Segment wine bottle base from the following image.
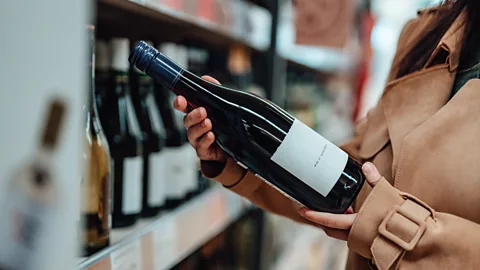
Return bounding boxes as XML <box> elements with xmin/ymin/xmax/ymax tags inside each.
<box><xmin>112</xmin><ymin>213</ymin><xmax>139</xmax><ymax>228</ymax></box>
<box><xmin>141</xmin><ymin>206</ymin><xmax>161</xmax><ymax>217</ymax></box>
<box><xmin>164</xmin><ymin>198</ymin><xmax>184</xmax><ymax>210</ymax></box>
<box><xmin>83</xmin><ymin>240</ymin><xmax>110</xmax><ymax>257</ymax></box>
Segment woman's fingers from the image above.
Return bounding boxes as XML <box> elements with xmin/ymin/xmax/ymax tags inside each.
<box><xmin>183</xmin><ymin>107</ymin><xmax>207</xmax><ymax>129</ymax></box>
<box><xmin>299</xmin><ymin>208</ymin><xmax>356</xmax><ymax>230</ymax></box>
<box><xmin>202</xmin><ymin>75</ymin><xmax>221</xmax><ymax>85</ymax></box>
<box><xmin>173</xmin><ymin>96</ymin><xmax>189</xmax><ymax>113</ymax></box>
<box><xmin>196</xmin><ymin>131</ymin><xmax>216</xmax><ymax>159</ymax></box>
<box><xmin>362</xmin><ymin>162</ymin><xmax>382</xmax><ymax>187</ymax></box>
<box><xmin>187</xmin><ymin>119</ymin><xmax>212</xmax><ymax>147</ymax></box>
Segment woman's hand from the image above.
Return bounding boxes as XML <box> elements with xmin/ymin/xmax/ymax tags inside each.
<box><xmin>298</xmin><ymin>162</ymin><xmax>382</xmax><ymax>241</ymax></box>
<box><xmin>173</xmin><ymin>76</ymin><xmax>227</xmax><ymax>163</ymax></box>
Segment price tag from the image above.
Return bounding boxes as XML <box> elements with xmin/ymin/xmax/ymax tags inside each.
<box><xmin>206</xmin><ymin>191</ymin><xmax>226</xmax><ymax>228</ymax></box>
<box><xmin>110</xmin><ymin>241</ymin><xmax>142</xmax><ymax>270</ymax></box>
<box><xmin>152</xmin><ymin>216</ymin><xmax>177</xmax><ymax>269</ymax></box>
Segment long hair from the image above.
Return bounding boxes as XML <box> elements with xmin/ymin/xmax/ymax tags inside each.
<box><xmin>397</xmin><ymin>0</ymin><xmax>480</xmax><ymax>78</ymax></box>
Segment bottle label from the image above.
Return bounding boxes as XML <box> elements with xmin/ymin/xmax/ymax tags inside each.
<box><xmin>271</xmin><ymin>119</ymin><xmax>348</xmax><ymax>197</ymax></box>
<box><xmin>164</xmin><ymin>147</ymin><xmax>184</xmax><ymax>198</ymax></box>
<box><xmin>148</xmin><ymin>151</ymin><xmax>167</xmax><ymax>207</ymax></box>
<box><xmin>122</xmin><ymin>157</ymin><xmax>142</xmax><ymax>214</ymax></box>
<box><xmin>181</xmin><ymin>144</ymin><xmax>198</xmax><ymax>192</ymax></box>
<box><xmin>0</xmin><ymin>166</ymin><xmax>55</xmax><ymax>270</ymax></box>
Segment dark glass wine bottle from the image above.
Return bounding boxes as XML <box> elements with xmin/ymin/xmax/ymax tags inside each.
<box><xmin>129</xmin><ymin>41</ymin><xmax>167</xmax><ymax>217</ymax></box>
<box><xmin>97</xmin><ymin>38</ymin><xmax>143</xmax><ymax>227</ymax></box>
<box><xmin>81</xmin><ymin>26</ymin><xmax>111</xmax><ymax>255</ymax></box>
<box><xmin>130</xmin><ymin>42</ymin><xmax>364</xmax><ymax>213</ymax></box>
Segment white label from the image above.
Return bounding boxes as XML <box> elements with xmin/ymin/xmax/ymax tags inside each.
<box><xmin>153</xmin><ymin>216</ymin><xmax>176</xmax><ymax>269</ymax></box>
<box><xmin>122</xmin><ymin>157</ymin><xmax>142</xmax><ymax>214</ymax></box>
<box><xmin>110</xmin><ymin>241</ymin><xmax>142</xmax><ymax>270</ymax></box>
<box><xmin>148</xmin><ymin>151</ymin><xmax>167</xmax><ymax>207</ymax></box>
<box><xmin>181</xmin><ymin>145</ymin><xmax>198</xmax><ymax>192</ymax></box>
<box><xmin>271</xmin><ymin>120</ymin><xmax>348</xmax><ymax>197</ymax></box>
<box><xmin>164</xmin><ymin>148</ymin><xmax>184</xmax><ymax>198</ymax></box>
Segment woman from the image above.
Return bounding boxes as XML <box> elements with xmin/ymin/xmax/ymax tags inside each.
<box><xmin>174</xmin><ymin>0</ymin><xmax>480</xmax><ymax>269</ymax></box>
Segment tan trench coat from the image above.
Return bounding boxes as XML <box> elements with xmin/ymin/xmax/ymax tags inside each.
<box><xmin>201</xmin><ymin>7</ymin><xmax>480</xmax><ymax>269</ymax></box>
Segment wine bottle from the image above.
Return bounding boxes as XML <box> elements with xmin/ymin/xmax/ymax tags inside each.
<box><xmin>98</xmin><ymin>38</ymin><xmax>143</xmax><ymax>227</ymax></box>
<box><xmin>81</xmin><ymin>27</ymin><xmax>112</xmax><ymax>256</ymax></box>
<box><xmin>153</xmin><ymin>43</ymin><xmax>191</xmax><ymax>210</ymax></box>
<box><xmin>129</xmin><ymin>41</ymin><xmax>167</xmax><ymax>217</ymax></box>
<box><xmin>130</xmin><ymin>42</ymin><xmax>364</xmax><ymax>213</ymax></box>
<box><xmin>0</xmin><ymin>99</ymin><xmax>66</xmax><ymax>270</ymax></box>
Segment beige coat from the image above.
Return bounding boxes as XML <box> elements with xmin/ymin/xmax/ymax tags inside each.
<box><xmin>202</xmin><ymin>7</ymin><xmax>480</xmax><ymax>269</ymax></box>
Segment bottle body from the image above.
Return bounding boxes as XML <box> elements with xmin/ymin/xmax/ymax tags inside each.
<box><xmin>130</xmin><ymin>42</ymin><xmax>364</xmax><ymax>213</ymax></box>
<box><xmin>82</xmin><ymin>108</ymin><xmax>111</xmax><ymax>255</ymax></box>
<box><xmin>111</xmin><ymin>70</ymin><xmax>143</xmax><ymax>227</ymax></box>
<box><xmin>0</xmin><ymin>100</ymin><xmax>65</xmax><ymax>269</ymax></box>
<box><xmin>96</xmin><ymin>38</ymin><xmax>143</xmax><ymax>228</ymax></box>
<box><xmin>82</xmin><ymin>30</ymin><xmax>111</xmax><ymax>255</ymax></box>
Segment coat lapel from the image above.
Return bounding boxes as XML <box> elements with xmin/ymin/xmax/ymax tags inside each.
<box><xmin>380</xmin><ymin>10</ymin><xmax>466</xmax><ymax>177</ymax></box>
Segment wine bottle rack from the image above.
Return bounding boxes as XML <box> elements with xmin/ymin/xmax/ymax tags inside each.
<box><xmin>78</xmin><ymin>185</ymin><xmax>250</xmax><ymax>270</ymax></box>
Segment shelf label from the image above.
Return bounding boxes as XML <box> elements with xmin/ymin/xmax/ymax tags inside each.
<box><xmin>152</xmin><ymin>215</ymin><xmax>177</xmax><ymax>269</ymax></box>
<box><xmin>110</xmin><ymin>241</ymin><xmax>142</xmax><ymax>270</ymax></box>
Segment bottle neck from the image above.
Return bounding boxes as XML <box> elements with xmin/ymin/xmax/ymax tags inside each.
<box><xmin>145</xmin><ymin>53</ymin><xmax>184</xmax><ymax>94</ymax></box>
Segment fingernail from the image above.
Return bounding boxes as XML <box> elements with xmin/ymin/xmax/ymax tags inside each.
<box><xmin>362</xmin><ymin>162</ymin><xmax>372</xmax><ymax>174</ymax></box>
<box><xmin>200</xmin><ymin>107</ymin><xmax>206</xmax><ymax>117</ymax></box>
<box><xmin>298</xmin><ymin>208</ymin><xmax>307</xmax><ymax>217</ymax></box>
<box><xmin>201</xmin><ymin>120</ymin><xmax>207</xmax><ymax>128</ymax></box>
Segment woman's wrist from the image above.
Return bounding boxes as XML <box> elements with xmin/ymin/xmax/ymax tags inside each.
<box><xmin>200</xmin><ymin>157</ymin><xmax>247</xmax><ymax>187</ymax></box>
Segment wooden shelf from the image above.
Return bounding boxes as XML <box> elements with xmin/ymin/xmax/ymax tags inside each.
<box><xmin>78</xmin><ymin>186</ymin><xmax>250</xmax><ymax>270</ymax></box>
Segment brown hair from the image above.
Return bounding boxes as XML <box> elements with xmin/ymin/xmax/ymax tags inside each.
<box><xmin>397</xmin><ymin>0</ymin><xmax>480</xmax><ymax>78</ymax></box>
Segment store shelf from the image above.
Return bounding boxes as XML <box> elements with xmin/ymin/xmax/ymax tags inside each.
<box><xmin>280</xmin><ymin>46</ymin><xmax>353</xmax><ymax>74</ymax></box>
<box><xmin>78</xmin><ymin>186</ymin><xmax>249</xmax><ymax>270</ymax></box>
<box><xmin>272</xmin><ymin>226</ymin><xmax>348</xmax><ymax>270</ymax></box>
<box><xmin>96</xmin><ymin>0</ymin><xmax>271</xmax><ymax>52</ymax></box>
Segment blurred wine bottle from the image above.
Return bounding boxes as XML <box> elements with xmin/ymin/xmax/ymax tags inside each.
<box><xmin>81</xmin><ymin>25</ymin><xmax>111</xmax><ymax>255</ymax></box>
<box><xmin>0</xmin><ymin>99</ymin><xmax>66</xmax><ymax>269</ymax></box>
<box><xmin>153</xmin><ymin>43</ymin><xmax>191</xmax><ymax>210</ymax></box>
<box><xmin>129</xmin><ymin>40</ymin><xmax>167</xmax><ymax>217</ymax></box>
<box><xmin>96</xmin><ymin>38</ymin><xmax>143</xmax><ymax>228</ymax></box>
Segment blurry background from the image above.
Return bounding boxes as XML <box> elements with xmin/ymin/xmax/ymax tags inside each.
<box><xmin>0</xmin><ymin>0</ymin><xmax>440</xmax><ymax>270</ymax></box>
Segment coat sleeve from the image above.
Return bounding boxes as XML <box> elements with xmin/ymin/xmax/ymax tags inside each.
<box><xmin>347</xmin><ymin>177</ymin><xmax>480</xmax><ymax>269</ymax></box>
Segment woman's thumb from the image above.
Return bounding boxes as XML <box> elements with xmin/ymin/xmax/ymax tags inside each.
<box><xmin>361</xmin><ymin>162</ymin><xmax>382</xmax><ymax>187</ymax></box>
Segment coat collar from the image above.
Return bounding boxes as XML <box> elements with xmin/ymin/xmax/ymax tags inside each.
<box><xmin>438</xmin><ymin>9</ymin><xmax>466</xmax><ymax>71</ymax></box>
